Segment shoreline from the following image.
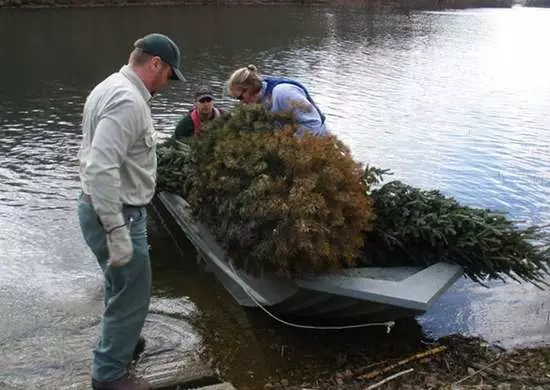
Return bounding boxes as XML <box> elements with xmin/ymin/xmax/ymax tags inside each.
<box><xmin>246</xmin><ymin>334</ymin><xmax>550</xmax><ymax>390</ymax></box>
<box><xmin>0</xmin><ymin>0</ymin><xmax>515</xmax><ymax>10</ymax></box>
<box><xmin>282</xmin><ymin>336</ymin><xmax>550</xmax><ymax>390</ymax></box>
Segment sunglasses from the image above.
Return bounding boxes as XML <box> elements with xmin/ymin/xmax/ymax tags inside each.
<box><xmin>198</xmin><ymin>97</ymin><xmax>212</xmax><ymax>103</ymax></box>
<box><xmin>235</xmin><ymin>88</ymin><xmax>247</xmax><ymax>101</ymax></box>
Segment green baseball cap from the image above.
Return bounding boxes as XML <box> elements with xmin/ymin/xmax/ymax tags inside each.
<box><xmin>135</xmin><ymin>33</ymin><xmax>185</xmax><ymax>81</ymax></box>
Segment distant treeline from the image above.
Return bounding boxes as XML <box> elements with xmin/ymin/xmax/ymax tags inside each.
<box><xmin>524</xmin><ymin>0</ymin><xmax>550</xmax><ymax>6</ymax></box>
<box><xmin>0</xmin><ymin>0</ymin><xmax>515</xmax><ymax>9</ymax></box>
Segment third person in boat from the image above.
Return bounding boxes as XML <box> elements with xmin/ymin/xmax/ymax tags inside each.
<box><xmin>174</xmin><ymin>84</ymin><xmax>224</xmax><ymax>138</ymax></box>
<box><xmin>226</xmin><ymin>64</ymin><xmax>329</xmax><ymax>137</ymax></box>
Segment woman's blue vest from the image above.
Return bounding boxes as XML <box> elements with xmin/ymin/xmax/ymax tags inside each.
<box><xmin>263</xmin><ymin>76</ymin><xmax>326</xmax><ymax>124</ymax></box>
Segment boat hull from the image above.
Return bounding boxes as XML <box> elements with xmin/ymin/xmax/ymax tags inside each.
<box><xmin>153</xmin><ymin>192</ymin><xmax>463</xmax><ymax>322</ymax></box>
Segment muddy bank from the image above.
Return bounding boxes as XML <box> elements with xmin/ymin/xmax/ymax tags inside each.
<box><xmin>257</xmin><ymin>335</ymin><xmax>550</xmax><ymax>390</ymax></box>
<box><xmin>0</xmin><ymin>0</ymin><xmax>514</xmax><ymax>9</ymax></box>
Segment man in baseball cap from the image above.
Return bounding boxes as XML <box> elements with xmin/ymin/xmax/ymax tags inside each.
<box><xmin>78</xmin><ymin>32</ymin><xmax>186</xmax><ymax>390</ymax></box>
<box><xmin>134</xmin><ymin>32</ymin><xmax>185</xmax><ymax>81</ymax></box>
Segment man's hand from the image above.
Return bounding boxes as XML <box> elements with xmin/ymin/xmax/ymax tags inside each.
<box><xmin>101</xmin><ymin>214</ymin><xmax>133</xmax><ymax>267</ymax></box>
<box><xmin>106</xmin><ymin>227</ymin><xmax>133</xmax><ymax>267</ymax></box>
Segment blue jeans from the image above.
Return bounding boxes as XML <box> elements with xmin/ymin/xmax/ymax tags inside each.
<box><xmin>77</xmin><ymin>196</ymin><xmax>152</xmax><ymax>382</ymax></box>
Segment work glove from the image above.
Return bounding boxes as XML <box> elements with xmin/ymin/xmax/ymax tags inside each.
<box><xmin>101</xmin><ymin>214</ymin><xmax>133</xmax><ymax>267</ymax></box>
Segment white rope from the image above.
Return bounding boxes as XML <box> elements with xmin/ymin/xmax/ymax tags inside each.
<box><xmin>228</xmin><ymin>260</ymin><xmax>395</xmax><ymax>333</ymax></box>
<box><xmin>154</xmin><ymin>196</ymin><xmax>394</xmax><ymax>333</ymax></box>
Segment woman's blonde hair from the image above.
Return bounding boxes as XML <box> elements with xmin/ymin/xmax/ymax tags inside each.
<box><xmin>226</xmin><ymin>64</ymin><xmax>262</xmax><ymax>94</ymax></box>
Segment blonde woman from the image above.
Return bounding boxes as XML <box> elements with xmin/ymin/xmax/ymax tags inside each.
<box><xmin>226</xmin><ymin>65</ymin><xmax>328</xmax><ymax>136</ymax></box>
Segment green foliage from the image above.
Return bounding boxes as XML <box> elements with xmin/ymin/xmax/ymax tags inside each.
<box><xmin>360</xmin><ymin>179</ymin><xmax>550</xmax><ymax>287</ymax></box>
<box><xmin>156</xmin><ymin>139</ymin><xmax>192</xmax><ymax>195</ymax></box>
<box><xmin>182</xmin><ymin>104</ymin><xmax>375</xmax><ymax>278</ymax></box>
<box><xmin>156</xmin><ymin>105</ymin><xmax>550</xmax><ymax>287</ymax></box>
<box><xmin>363</xmin><ymin>164</ymin><xmax>393</xmax><ymax>190</ymax></box>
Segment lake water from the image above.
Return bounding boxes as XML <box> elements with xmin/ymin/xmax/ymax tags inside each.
<box><xmin>0</xmin><ymin>5</ymin><xmax>549</xmax><ymax>389</ymax></box>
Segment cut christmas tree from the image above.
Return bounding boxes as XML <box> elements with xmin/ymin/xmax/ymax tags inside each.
<box><xmin>156</xmin><ymin>104</ymin><xmax>549</xmax><ymax>287</ymax></box>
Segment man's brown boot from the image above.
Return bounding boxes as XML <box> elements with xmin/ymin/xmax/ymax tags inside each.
<box><xmin>91</xmin><ymin>371</ymin><xmax>151</xmax><ymax>390</ymax></box>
